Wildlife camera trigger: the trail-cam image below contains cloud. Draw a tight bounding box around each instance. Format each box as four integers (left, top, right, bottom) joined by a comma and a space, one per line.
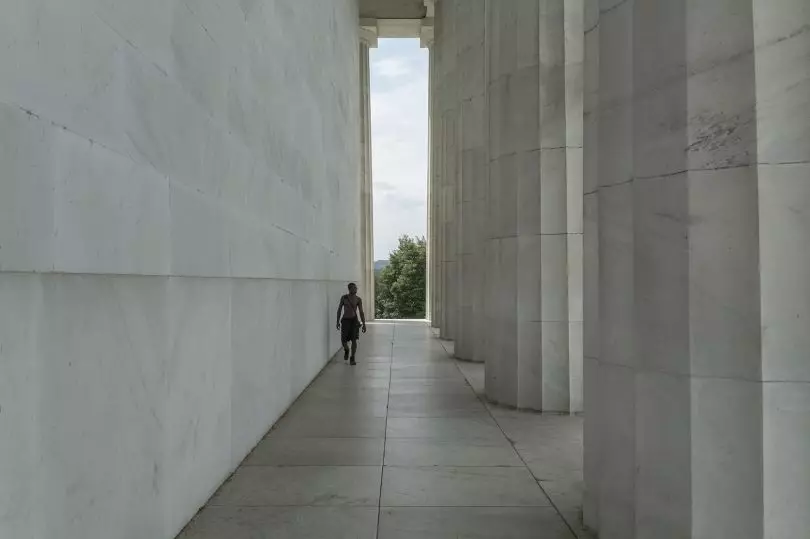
374, 57, 413, 79
370, 39, 429, 259
375, 180, 397, 192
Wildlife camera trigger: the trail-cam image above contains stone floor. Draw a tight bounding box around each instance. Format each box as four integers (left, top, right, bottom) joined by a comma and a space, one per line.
178, 321, 592, 539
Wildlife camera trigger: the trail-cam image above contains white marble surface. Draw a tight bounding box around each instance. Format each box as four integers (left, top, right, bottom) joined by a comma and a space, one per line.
0, 273, 348, 539
583, 1, 810, 537
0, 0, 360, 282
473, 0, 584, 412
0, 1, 360, 538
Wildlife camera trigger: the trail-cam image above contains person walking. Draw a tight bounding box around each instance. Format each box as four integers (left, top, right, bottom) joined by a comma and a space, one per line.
336, 282, 367, 365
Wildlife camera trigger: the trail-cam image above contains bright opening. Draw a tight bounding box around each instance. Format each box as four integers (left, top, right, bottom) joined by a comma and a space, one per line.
370, 39, 429, 320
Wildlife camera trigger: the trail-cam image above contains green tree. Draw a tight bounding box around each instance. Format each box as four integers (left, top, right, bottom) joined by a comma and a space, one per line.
375, 235, 427, 319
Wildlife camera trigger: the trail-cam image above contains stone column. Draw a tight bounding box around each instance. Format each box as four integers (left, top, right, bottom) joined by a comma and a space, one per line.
484, 0, 522, 405
454, 0, 486, 362
583, 0, 810, 537
436, 0, 459, 341
359, 32, 376, 318
483, 0, 584, 411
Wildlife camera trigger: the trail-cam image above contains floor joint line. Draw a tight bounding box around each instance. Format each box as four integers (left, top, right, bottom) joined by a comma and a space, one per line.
448, 347, 581, 539
375, 323, 395, 538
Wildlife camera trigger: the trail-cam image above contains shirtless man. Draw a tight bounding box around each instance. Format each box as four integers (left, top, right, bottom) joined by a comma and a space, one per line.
336, 283, 367, 365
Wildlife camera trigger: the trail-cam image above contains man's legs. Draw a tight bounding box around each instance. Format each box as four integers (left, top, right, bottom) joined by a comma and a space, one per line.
340, 319, 351, 360
350, 337, 358, 365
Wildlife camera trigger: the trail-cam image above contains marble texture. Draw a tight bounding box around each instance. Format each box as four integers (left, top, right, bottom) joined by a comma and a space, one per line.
0, 1, 361, 538
582, 0, 810, 537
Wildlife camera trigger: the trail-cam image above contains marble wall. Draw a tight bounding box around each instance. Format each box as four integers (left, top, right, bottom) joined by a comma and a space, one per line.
0, 1, 361, 538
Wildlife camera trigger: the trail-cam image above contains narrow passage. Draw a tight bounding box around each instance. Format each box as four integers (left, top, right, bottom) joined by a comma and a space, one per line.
179, 321, 589, 538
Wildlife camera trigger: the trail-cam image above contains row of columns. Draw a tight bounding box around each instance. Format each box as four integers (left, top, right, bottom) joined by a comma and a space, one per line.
428, 0, 584, 413
427, 0, 809, 536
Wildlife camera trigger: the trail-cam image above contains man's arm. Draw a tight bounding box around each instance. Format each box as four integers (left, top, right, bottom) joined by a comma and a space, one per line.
336, 297, 343, 329
359, 298, 367, 330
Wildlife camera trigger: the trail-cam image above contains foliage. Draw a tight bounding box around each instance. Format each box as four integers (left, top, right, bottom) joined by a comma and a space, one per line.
375, 235, 427, 319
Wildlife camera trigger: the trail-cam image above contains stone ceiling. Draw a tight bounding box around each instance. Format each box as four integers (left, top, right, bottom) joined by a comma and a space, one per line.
359, 0, 427, 19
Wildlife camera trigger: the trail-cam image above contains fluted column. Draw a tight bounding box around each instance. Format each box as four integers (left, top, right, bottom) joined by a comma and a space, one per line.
359, 33, 376, 317
483, 0, 583, 411
483, 0, 522, 405
435, 0, 459, 341
583, 0, 810, 537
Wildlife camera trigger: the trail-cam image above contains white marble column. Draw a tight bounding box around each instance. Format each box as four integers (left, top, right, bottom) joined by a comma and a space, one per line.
584, 1, 810, 537
359, 34, 376, 318
484, 0, 522, 406
483, 0, 584, 412
436, 0, 460, 342
454, 0, 486, 362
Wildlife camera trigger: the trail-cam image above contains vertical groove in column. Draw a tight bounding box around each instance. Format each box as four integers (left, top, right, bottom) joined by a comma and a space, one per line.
514, 0, 543, 411
564, 0, 585, 414
581, 0, 600, 531
537, 0, 571, 412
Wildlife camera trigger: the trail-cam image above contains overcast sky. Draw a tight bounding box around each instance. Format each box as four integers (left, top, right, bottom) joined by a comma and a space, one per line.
370, 39, 429, 260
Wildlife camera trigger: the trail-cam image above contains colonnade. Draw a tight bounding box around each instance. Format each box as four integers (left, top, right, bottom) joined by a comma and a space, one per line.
427, 0, 584, 412
425, 0, 810, 537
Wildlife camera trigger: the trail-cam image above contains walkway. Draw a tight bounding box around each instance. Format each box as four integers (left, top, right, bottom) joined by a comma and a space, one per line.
179, 321, 590, 538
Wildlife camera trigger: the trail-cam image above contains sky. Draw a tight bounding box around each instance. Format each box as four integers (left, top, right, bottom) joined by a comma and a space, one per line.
370, 39, 429, 261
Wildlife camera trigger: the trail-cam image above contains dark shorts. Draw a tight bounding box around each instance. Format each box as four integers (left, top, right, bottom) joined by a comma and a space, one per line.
341, 317, 361, 343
